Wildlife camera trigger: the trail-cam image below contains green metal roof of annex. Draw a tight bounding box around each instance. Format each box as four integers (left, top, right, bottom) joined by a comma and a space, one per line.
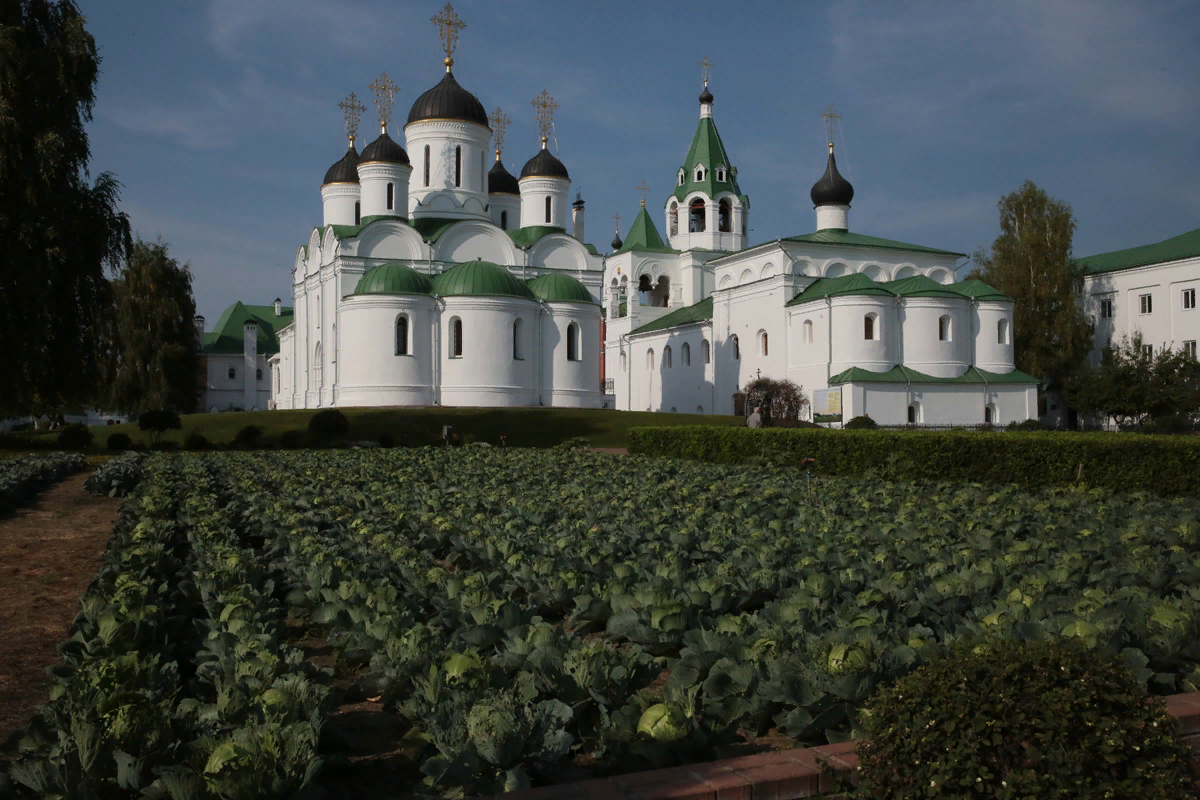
950, 278, 1011, 302
784, 229, 965, 257
829, 364, 1040, 385
431, 260, 537, 301
353, 263, 434, 295
202, 301, 293, 356
882, 274, 963, 299
786, 273, 895, 306
526, 272, 596, 304
1074, 226, 1200, 275
630, 296, 713, 336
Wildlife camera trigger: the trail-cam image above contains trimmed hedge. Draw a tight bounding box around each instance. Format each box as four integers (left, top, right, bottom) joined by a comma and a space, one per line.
626, 426, 1200, 497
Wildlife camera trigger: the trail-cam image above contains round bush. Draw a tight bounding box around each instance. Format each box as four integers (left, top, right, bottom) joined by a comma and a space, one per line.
183, 430, 211, 450
232, 424, 265, 449
308, 409, 350, 441
377, 433, 395, 449
106, 432, 132, 451
846, 637, 1198, 798
843, 414, 878, 430
57, 424, 93, 449
279, 429, 307, 449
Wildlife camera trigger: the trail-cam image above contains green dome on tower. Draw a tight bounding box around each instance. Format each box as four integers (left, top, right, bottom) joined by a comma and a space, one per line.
431, 260, 537, 300
354, 263, 434, 295
526, 272, 596, 304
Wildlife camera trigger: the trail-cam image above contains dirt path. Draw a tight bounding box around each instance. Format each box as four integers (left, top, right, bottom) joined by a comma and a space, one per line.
0, 473, 122, 747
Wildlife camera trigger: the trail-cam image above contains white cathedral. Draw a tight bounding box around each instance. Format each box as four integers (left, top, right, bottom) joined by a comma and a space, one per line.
267, 9, 1038, 425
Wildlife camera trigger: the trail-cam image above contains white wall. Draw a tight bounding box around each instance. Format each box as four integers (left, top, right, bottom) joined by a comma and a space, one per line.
404, 119, 492, 221
900, 297, 970, 377
540, 304, 603, 408
203, 354, 271, 411
439, 297, 540, 407
520, 176, 570, 229
337, 296, 435, 406
1083, 255, 1200, 365
843, 382, 1036, 426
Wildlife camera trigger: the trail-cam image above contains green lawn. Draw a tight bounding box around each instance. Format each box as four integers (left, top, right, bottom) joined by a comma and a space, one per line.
8, 407, 747, 450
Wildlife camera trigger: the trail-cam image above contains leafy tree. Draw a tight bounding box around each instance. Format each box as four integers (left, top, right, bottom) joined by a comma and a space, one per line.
308, 409, 350, 442
0, 0, 132, 415
743, 377, 808, 427
106, 237, 199, 414
969, 181, 1092, 392
1069, 332, 1200, 429
137, 409, 181, 445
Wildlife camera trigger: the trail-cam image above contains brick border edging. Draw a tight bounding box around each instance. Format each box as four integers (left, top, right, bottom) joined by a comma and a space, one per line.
489, 691, 1200, 800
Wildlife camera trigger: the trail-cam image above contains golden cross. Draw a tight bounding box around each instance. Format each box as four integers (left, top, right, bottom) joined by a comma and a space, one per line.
431, 3, 466, 68
488, 107, 510, 156
338, 91, 366, 144
820, 103, 842, 145
531, 90, 558, 141
635, 180, 651, 207
369, 73, 398, 134
612, 211, 621, 231
699, 55, 713, 86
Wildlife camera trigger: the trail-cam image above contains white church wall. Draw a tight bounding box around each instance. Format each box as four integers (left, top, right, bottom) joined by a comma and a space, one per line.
358, 161, 412, 219
405, 120, 492, 221
540, 305, 603, 408
337, 296, 435, 406
439, 297, 539, 407
321, 183, 359, 227
973, 300, 1016, 373
434, 221, 521, 265
827, 296, 897, 375
353, 221, 425, 262
844, 383, 1035, 426
489, 194, 521, 231
202, 354, 271, 412
519, 176, 570, 229
635, 324, 714, 413
529, 236, 591, 274
900, 297, 971, 378
717, 276, 793, 392
1082, 257, 1200, 367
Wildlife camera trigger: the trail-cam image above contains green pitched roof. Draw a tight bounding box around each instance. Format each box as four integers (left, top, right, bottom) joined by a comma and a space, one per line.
202, 301, 293, 356
431, 260, 537, 301
329, 214, 409, 240
630, 296, 713, 335
508, 225, 566, 249
950, 278, 1011, 302
615, 207, 676, 255
353, 263, 434, 295
829, 364, 1040, 385
526, 272, 596, 304
784, 229, 966, 257
882, 274, 963, 299
786, 273, 894, 306
671, 116, 743, 203
1075, 227, 1200, 275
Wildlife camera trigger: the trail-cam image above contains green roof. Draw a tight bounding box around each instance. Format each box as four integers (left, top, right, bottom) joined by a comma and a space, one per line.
615, 207, 676, 255
784, 229, 966, 257
584, 243, 599, 255
829, 364, 1040, 386
949, 278, 1011, 302
526, 272, 596, 304
786, 273, 894, 306
202, 301, 293, 356
671, 116, 743, 204
882, 274, 963, 299
410, 217, 461, 243
431, 260, 536, 301
329, 214, 408, 240
630, 296, 713, 335
1075, 227, 1200, 275
353, 263, 434, 295
508, 225, 566, 249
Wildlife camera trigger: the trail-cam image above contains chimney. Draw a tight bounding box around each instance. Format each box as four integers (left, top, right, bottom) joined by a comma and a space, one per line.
194, 315, 206, 345
274, 297, 282, 316
243, 321, 258, 411
571, 191, 585, 243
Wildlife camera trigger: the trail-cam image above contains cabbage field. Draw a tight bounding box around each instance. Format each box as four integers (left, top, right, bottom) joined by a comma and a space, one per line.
8, 448, 1200, 798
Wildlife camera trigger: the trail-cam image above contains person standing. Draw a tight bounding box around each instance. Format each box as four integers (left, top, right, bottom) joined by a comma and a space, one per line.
746, 406, 762, 428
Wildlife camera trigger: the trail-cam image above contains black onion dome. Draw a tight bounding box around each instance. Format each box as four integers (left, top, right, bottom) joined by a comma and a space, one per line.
810, 146, 854, 207
406, 71, 488, 126
611, 232, 623, 250
520, 146, 569, 180
360, 130, 410, 165
488, 158, 520, 195
322, 144, 361, 185
699, 85, 714, 104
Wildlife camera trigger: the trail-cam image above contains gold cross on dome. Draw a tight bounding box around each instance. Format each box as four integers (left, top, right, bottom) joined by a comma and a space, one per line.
820, 103, 842, 145
369, 73, 399, 134
338, 91, 366, 144
488, 107, 510, 156
531, 90, 558, 141
635, 180, 651, 207
612, 211, 621, 231
431, 3, 466, 67
699, 55, 713, 86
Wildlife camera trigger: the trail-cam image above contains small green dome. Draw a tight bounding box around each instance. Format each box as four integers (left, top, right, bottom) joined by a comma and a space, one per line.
431, 260, 537, 301
526, 272, 596, 304
354, 263, 434, 295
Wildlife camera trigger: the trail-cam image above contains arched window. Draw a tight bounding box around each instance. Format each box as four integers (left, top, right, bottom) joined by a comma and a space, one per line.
938, 315, 951, 341
386, 182, 394, 210
758, 330, 768, 356
689, 199, 706, 232
718, 199, 731, 232
702, 339, 711, 364
313, 342, 322, 386
480, 150, 486, 191
678, 170, 685, 186
256, 368, 263, 381
424, 145, 430, 187
512, 318, 523, 359
545, 196, 552, 224
451, 318, 463, 357
566, 322, 580, 361
695, 167, 705, 182
864, 314, 876, 341
984, 404, 995, 424
454, 145, 461, 188
354, 202, 361, 225
663, 345, 672, 369
998, 318, 1009, 344
500, 210, 508, 230
669, 202, 678, 237
228, 367, 236, 380
395, 314, 409, 355
908, 402, 920, 424
682, 342, 691, 366
803, 319, 814, 344
620, 351, 627, 372
732, 334, 740, 360
647, 348, 655, 370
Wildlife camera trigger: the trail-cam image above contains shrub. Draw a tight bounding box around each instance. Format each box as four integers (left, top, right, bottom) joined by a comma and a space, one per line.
232, 424, 265, 449
106, 432, 132, 451
57, 424, 93, 449
137, 410, 182, 445
1007, 417, 1044, 431
843, 414, 877, 430
279, 429, 307, 449
183, 430, 211, 450
308, 409, 350, 442
743, 377, 808, 427
553, 436, 591, 451
377, 433, 395, 449
838, 637, 1199, 798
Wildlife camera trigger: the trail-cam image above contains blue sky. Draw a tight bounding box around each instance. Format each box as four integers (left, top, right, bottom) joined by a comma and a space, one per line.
77, 0, 1200, 323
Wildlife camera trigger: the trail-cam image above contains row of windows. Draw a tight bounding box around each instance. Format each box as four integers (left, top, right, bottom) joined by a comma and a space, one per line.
1141, 341, 1199, 359
393, 315, 582, 361
797, 316, 1011, 345
620, 340, 713, 372
226, 367, 263, 381
668, 199, 734, 235
420, 145, 487, 192
1098, 288, 1197, 319
676, 165, 727, 185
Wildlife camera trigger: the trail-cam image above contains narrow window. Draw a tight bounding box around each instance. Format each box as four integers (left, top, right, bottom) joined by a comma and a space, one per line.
803, 319, 813, 344
386, 182, 394, 210
1185, 341, 1197, 359
695, 167, 704, 181
984, 406, 994, 424
480, 151, 486, 192
718, 199, 731, 232
354, 202, 361, 225
452, 318, 463, 356
228, 367, 236, 380
545, 196, 552, 224
997, 318, 1009, 345
1140, 294, 1152, 315
908, 403, 919, 424
1143, 344, 1153, 358
864, 315, 875, 341
732, 334, 740, 360
689, 199, 706, 232
256, 368, 262, 381
664, 345, 672, 368
758, 331, 768, 356
1099, 298, 1113, 318
647, 349, 654, 370
702, 339, 711, 364
620, 351, 627, 372
682, 342, 691, 366
669, 203, 678, 237
424, 145, 430, 187
500, 210, 508, 230
396, 315, 409, 355
513, 318, 523, 359
1184, 289, 1196, 310
678, 171, 685, 186
567, 322, 579, 361
938, 315, 951, 341
454, 145, 461, 188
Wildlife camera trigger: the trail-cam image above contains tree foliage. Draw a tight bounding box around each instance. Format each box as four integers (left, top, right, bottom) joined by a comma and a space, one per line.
1069, 332, 1200, 429
137, 410, 181, 445
0, 0, 131, 414
107, 238, 199, 414
743, 377, 808, 426
969, 181, 1092, 391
